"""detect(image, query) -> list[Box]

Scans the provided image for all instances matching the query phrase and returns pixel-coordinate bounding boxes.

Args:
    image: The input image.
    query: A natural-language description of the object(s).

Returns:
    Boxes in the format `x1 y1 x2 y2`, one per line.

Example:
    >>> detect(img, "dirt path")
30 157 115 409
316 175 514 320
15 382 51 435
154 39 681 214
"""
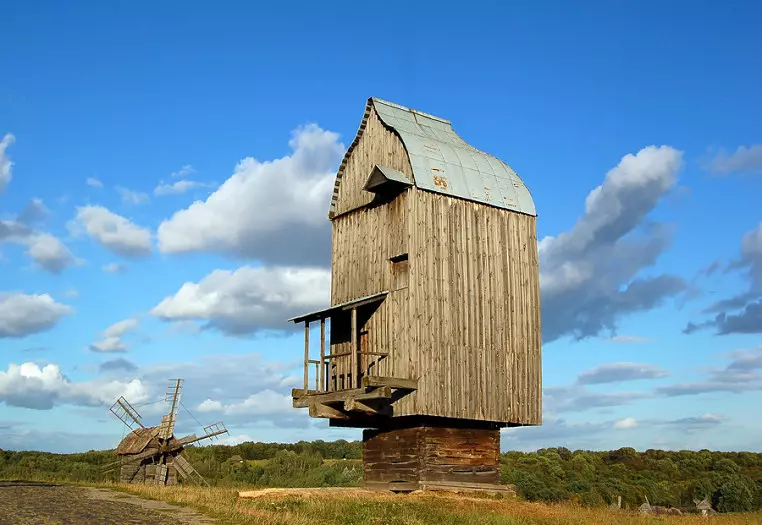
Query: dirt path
0 481 215 525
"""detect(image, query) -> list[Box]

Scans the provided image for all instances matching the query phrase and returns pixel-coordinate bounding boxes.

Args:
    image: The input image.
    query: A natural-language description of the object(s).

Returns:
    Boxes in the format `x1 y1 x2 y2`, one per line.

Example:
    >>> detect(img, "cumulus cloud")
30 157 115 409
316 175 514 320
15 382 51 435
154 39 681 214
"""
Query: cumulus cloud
577 362 668 385
157 124 343 266
22 233 81 273
116 186 150 205
0 362 147 410
0 133 15 192
0 199 79 273
86 177 103 188
0 293 74 338
539 145 686 343
90 318 139 353
151 265 330 335
613 417 638 430
154 179 211 196
685 222 762 335
197 389 291 416
70 205 152 258
705 144 762 175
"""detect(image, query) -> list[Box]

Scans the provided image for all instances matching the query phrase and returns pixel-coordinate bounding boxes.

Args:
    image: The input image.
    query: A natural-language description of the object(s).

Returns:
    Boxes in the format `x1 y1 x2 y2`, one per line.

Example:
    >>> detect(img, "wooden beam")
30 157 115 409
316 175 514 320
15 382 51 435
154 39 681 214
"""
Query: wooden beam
303 321 310 391
343 399 392 416
351 308 358 388
353 385 392 401
309 402 349 419
319 318 326 392
362 376 418 390
292 387 366 408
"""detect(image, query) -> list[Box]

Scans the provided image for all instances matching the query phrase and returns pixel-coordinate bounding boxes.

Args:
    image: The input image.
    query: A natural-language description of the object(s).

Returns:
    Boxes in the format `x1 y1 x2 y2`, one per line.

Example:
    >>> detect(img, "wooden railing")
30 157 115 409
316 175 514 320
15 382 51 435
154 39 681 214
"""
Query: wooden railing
299 308 388 394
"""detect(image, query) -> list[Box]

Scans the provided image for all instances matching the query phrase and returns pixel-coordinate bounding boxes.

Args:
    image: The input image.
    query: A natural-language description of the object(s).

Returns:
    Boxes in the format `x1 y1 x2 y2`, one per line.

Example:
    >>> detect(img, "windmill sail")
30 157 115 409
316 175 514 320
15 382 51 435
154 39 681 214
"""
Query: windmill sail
110 396 145 429
158 379 183 440
173 454 209 486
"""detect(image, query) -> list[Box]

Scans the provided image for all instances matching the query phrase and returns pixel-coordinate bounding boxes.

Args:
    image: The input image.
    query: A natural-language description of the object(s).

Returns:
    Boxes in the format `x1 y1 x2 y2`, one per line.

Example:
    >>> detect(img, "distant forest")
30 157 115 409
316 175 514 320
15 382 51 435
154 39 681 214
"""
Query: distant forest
2 442 761 513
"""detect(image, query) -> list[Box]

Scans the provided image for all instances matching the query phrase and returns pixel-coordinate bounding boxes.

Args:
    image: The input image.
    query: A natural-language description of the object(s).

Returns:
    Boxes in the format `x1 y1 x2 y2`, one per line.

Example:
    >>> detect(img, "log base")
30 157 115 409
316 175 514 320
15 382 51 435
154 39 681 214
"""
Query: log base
362 422 501 492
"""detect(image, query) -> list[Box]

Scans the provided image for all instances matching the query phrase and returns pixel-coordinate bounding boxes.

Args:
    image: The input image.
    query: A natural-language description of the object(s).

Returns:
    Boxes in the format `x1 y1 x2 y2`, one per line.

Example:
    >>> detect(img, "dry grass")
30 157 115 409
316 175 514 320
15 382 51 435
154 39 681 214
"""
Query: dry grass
112 484 762 525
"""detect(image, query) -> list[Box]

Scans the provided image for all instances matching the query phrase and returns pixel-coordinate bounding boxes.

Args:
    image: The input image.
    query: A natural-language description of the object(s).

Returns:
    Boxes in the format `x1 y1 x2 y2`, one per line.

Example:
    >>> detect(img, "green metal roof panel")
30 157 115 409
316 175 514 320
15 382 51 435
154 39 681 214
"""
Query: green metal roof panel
370 98 536 216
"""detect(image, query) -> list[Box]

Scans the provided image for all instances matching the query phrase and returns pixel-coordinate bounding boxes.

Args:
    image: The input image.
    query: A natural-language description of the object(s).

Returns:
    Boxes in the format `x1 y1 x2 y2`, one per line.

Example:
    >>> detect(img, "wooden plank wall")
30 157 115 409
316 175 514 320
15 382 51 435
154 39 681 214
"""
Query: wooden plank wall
332 106 413 217
330 101 541 426
363 426 500 487
407 189 542 425
330 104 415 394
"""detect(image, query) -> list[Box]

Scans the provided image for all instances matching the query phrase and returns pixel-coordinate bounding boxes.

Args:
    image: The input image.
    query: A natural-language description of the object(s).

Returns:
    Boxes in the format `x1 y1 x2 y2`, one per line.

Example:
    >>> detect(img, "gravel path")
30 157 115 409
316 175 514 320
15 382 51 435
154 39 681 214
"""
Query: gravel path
0 481 215 525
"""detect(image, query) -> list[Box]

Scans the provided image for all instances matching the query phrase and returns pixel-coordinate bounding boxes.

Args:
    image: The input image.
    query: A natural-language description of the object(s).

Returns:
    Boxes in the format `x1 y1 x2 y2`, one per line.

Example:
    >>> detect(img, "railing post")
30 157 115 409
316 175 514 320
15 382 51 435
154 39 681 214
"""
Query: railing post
319 318 326 392
351 308 358 388
303 321 310 391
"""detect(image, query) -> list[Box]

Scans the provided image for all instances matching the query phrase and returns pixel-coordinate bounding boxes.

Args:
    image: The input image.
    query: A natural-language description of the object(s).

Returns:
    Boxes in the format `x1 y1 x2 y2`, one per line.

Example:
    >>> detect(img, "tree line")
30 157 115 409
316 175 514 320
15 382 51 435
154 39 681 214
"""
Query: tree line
1 442 760 513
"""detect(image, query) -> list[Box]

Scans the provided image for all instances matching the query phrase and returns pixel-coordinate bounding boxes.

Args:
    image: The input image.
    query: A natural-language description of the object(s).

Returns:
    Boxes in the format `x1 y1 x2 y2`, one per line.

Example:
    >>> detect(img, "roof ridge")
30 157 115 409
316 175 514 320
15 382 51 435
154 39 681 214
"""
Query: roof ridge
370 97 452 125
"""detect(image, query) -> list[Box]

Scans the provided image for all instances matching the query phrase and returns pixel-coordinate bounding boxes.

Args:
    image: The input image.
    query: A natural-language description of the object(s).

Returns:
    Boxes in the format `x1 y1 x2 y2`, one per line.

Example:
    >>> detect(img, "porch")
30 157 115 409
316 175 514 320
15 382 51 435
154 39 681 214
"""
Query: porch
288 291 417 420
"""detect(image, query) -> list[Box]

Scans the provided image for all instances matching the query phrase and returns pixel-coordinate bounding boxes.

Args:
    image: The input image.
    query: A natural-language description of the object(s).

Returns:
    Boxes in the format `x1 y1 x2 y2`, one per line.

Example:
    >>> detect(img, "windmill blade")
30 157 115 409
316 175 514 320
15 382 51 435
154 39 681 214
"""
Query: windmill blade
177 421 228 446
109 396 145 429
119 447 160 466
158 378 183 440
173 453 209 486
154 462 169 485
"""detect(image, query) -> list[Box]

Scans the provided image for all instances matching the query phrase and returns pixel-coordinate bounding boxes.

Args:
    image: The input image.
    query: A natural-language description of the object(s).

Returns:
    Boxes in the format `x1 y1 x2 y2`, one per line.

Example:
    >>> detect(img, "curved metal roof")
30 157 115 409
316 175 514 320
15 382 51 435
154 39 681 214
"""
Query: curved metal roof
371 98 536 216
329 97 536 218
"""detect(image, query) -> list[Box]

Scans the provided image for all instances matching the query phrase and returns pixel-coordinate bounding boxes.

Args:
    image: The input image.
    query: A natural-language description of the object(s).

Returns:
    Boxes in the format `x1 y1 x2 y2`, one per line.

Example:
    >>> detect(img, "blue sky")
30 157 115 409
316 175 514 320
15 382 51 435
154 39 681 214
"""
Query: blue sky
1 1 761 453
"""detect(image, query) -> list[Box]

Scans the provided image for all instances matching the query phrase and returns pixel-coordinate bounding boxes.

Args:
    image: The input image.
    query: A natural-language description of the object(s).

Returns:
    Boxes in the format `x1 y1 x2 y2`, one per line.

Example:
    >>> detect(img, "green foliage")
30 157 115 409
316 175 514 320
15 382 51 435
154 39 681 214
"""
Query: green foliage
501 448 762 513
1 442 760 514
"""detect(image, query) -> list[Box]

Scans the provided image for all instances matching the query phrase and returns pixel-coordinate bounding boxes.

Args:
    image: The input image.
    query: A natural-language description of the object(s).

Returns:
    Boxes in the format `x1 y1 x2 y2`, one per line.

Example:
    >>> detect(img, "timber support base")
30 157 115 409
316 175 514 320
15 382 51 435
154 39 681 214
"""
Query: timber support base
362 421 503 492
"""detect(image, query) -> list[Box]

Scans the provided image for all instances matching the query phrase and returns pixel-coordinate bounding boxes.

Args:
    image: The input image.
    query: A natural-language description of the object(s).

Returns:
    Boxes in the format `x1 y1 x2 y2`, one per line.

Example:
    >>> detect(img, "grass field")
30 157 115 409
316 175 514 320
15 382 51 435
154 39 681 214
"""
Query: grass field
114 484 762 525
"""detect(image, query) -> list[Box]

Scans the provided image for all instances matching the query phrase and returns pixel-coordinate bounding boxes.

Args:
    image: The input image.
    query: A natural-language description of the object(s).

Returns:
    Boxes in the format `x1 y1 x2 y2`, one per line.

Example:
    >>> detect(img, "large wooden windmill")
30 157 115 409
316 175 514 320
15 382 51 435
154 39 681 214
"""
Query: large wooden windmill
290 97 542 492
107 379 229 485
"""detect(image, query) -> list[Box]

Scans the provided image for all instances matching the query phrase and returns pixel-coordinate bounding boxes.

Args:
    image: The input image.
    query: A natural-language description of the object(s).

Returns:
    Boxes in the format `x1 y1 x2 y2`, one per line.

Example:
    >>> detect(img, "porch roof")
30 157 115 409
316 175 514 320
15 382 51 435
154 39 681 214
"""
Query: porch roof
287 291 389 324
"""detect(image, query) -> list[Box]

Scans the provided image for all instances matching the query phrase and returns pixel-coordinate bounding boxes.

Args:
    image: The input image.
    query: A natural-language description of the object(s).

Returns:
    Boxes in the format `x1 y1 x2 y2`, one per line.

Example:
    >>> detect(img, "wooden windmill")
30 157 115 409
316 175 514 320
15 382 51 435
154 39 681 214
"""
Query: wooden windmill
290 97 542 492
107 379 228 485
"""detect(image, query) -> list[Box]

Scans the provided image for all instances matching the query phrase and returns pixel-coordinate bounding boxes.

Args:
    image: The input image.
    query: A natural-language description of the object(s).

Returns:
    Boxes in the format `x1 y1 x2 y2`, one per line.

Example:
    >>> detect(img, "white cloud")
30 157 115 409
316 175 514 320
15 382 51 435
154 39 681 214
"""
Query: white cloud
214 434 253 446
90 337 127 353
86 177 103 188
151 265 330 335
153 179 210 196
0 362 147 410
539 145 686 342
70 205 152 258
90 318 138 353
706 144 762 175
116 186 150 205
22 233 81 274
171 164 195 178
103 318 138 338
0 293 74 338
196 389 291 416
577 362 668 384
0 133 15 192
157 124 343 266
613 417 638 430
102 262 128 273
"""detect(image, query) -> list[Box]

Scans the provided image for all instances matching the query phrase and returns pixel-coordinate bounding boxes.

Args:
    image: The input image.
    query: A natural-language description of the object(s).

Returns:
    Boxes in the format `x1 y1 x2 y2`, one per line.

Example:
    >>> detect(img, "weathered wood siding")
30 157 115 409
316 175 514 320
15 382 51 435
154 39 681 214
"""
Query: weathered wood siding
329 104 413 391
363 425 500 488
329 106 541 426
407 188 542 425
332 106 413 217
